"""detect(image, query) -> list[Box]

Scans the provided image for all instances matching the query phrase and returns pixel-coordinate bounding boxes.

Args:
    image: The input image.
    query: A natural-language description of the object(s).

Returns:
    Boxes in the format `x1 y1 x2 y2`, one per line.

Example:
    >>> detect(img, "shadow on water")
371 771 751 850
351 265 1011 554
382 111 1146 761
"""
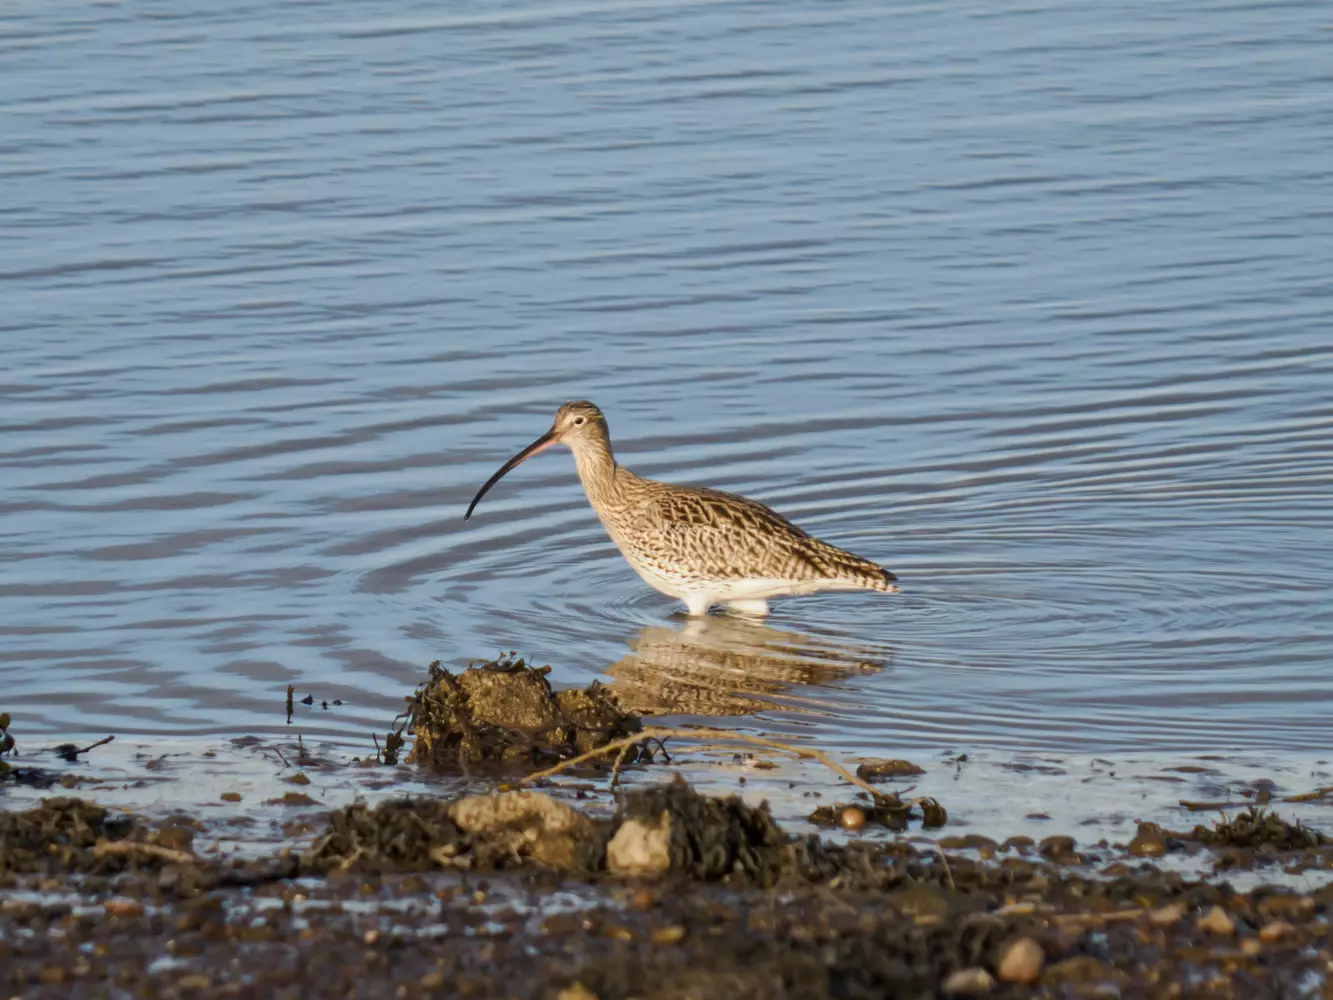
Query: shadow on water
604 614 892 718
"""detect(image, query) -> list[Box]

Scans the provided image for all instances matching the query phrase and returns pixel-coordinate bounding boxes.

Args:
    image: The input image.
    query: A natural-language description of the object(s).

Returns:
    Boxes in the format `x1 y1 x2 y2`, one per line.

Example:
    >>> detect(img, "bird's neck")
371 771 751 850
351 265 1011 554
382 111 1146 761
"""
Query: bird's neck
571 436 622 507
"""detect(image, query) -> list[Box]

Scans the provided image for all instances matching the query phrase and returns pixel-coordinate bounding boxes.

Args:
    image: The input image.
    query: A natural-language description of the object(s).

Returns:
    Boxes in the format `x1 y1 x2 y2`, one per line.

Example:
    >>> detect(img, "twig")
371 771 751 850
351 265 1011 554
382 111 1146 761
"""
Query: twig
1180 799 1251 812
94 840 195 865
935 843 955 890
609 742 634 792
1280 787 1333 803
1180 786 1333 811
520 726 893 801
54 735 116 761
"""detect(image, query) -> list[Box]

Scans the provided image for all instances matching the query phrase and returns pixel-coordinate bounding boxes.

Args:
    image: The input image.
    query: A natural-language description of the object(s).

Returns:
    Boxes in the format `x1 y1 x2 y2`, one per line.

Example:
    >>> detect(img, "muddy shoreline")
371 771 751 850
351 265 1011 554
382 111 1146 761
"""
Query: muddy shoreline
5 660 1333 998
3 779 1333 999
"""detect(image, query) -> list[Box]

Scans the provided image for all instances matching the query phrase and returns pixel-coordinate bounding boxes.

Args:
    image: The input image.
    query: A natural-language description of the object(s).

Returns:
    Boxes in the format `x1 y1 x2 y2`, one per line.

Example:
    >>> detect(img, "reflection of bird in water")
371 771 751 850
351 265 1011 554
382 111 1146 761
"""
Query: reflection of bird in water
464 401 898 616
605 616 890 718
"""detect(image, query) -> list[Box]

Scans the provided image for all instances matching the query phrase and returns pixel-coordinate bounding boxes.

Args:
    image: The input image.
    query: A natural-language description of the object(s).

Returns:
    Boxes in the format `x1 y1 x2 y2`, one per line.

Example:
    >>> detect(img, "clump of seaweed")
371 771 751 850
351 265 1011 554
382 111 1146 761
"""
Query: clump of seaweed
609 775 791 883
397 654 645 773
1190 806 1328 851
0 798 142 874
307 778 843 885
306 789 610 874
307 798 467 872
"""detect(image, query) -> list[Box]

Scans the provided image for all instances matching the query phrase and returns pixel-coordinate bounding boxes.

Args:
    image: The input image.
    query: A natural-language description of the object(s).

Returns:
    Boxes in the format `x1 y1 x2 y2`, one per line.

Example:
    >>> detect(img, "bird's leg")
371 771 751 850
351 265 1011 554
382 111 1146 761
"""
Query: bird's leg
683 593 713 616
725 599 769 617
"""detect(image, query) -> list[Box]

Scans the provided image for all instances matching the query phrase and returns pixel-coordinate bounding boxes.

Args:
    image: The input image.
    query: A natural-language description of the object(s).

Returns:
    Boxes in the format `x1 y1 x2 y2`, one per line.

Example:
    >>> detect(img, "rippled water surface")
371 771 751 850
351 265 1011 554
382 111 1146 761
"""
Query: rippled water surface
4 0 1331 758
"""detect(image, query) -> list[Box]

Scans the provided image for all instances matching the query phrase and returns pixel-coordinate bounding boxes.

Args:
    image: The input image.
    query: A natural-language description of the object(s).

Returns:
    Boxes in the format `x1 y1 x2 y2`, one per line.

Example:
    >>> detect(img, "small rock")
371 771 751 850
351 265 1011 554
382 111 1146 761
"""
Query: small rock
1241 938 1264 957
1127 822 1168 858
1038 835 1077 860
103 898 143 918
1198 905 1234 936
220 792 242 802
175 974 211 991
1148 901 1186 925
889 883 950 919
284 772 311 786
265 791 318 807
449 789 596 870
942 967 995 996
996 937 1044 984
840 807 866 831
856 759 925 781
1257 894 1315 921
557 985 598 1000
1259 920 1296 943
651 924 686 945
154 825 194 853
606 813 672 877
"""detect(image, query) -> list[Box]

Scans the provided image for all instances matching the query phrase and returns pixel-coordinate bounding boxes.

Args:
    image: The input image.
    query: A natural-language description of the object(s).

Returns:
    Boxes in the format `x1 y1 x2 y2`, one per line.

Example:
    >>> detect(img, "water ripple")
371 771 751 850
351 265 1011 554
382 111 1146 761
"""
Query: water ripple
2 0 1331 756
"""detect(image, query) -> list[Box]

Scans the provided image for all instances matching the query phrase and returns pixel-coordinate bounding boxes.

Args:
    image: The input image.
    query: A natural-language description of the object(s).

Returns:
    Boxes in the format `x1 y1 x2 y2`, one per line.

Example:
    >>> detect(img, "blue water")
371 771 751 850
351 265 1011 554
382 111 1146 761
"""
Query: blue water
3 0 1331 756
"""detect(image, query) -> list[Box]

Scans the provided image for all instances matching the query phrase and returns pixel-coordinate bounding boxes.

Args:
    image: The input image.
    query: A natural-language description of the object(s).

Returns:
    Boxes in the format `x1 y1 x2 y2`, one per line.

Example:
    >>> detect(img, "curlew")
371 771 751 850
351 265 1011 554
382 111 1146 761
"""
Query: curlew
464 401 898 616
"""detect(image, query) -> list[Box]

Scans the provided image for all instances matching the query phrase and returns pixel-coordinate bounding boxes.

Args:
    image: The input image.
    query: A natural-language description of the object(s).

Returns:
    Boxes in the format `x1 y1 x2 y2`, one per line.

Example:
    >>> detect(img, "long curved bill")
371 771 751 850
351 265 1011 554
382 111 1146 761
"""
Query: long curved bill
464 428 557 520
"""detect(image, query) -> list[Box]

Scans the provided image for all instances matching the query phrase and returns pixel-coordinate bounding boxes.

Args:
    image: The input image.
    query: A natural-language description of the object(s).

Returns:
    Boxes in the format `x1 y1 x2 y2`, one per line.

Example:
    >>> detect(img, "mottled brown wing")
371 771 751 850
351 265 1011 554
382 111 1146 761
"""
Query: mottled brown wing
644 482 875 584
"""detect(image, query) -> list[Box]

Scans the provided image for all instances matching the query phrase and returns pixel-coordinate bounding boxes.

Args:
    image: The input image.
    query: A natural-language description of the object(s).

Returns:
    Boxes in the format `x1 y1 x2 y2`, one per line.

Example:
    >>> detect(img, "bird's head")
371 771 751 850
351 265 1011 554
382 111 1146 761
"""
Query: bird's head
464 400 610 520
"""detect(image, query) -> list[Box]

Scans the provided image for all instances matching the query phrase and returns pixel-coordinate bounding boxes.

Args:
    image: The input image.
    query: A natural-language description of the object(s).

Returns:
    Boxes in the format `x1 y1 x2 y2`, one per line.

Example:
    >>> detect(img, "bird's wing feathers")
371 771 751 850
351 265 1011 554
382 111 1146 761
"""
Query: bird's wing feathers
645 483 882 584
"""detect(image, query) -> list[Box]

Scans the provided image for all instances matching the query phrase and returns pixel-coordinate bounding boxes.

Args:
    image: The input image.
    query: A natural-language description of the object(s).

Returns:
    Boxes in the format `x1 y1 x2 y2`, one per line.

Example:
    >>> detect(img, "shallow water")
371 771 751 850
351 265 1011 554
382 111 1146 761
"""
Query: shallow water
3 0 1332 769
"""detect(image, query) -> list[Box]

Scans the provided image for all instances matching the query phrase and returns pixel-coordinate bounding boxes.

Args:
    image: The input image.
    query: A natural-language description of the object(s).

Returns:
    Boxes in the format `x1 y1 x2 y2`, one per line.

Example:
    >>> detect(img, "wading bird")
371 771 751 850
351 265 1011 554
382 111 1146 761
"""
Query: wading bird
465 401 898 616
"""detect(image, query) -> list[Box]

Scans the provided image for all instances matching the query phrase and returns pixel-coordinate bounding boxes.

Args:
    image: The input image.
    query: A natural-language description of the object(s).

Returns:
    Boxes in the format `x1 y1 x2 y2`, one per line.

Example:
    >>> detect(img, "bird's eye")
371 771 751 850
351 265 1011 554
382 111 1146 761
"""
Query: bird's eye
574 416 585 426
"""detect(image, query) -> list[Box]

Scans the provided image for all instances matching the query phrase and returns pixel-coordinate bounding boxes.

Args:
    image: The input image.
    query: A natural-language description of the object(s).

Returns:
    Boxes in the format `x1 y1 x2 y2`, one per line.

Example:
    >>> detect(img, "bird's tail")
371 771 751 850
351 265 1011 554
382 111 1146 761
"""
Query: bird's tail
810 540 900 594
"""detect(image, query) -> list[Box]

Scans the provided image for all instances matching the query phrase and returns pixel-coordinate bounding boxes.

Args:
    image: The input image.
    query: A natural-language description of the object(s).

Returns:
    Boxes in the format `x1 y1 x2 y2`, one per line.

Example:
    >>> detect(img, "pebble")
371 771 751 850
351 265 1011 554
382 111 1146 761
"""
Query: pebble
103 898 144 918
1258 894 1315 920
889 884 950 918
606 815 672 877
840 807 866 831
1038 835 1077 860
1001 835 1034 855
1198 905 1234 936
996 937 1044 984
856 759 925 780
942 967 995 995
1259 920 1296 943
1241 939 1264 957
557 984 598 1000
1127 823 1167 858
1148 902 1186 925
651 924 686 945
629 888 655 910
